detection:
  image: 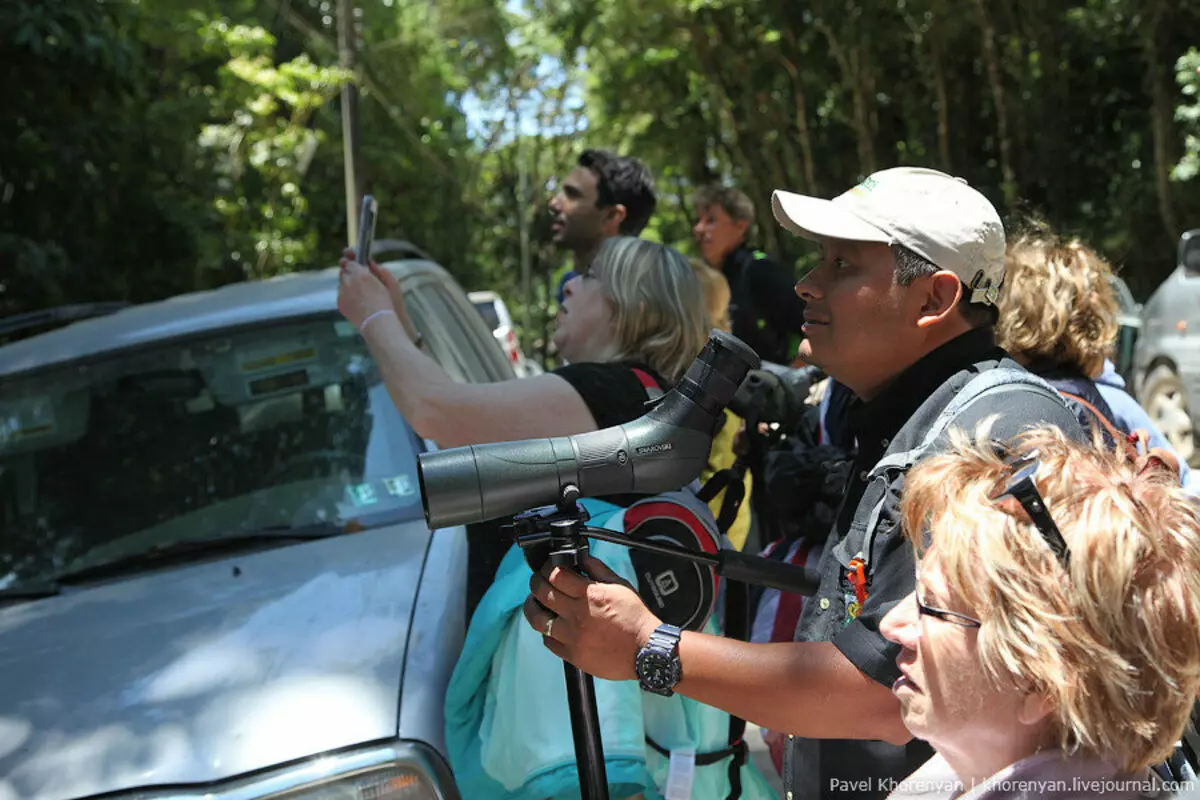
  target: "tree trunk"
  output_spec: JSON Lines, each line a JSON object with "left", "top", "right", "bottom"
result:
{"left": 779, "top": 42, "right": 818, "bottom": 193}
{"left": 901, "top": 2, "right": 951, "bottom": 172}
{"left": 815, "top": 18, "right": 876, "bottom": 178}
{"left": 973, "top": 0, "right": 1016, "bottom": 204}
{"left": 930, "top": 26, "right": 952, "bottom": 172}
{"left": 849, "top": 45, "right": 877, "bottom": 176}
{"left": 1143, "top": 0, "right": 1180, "bottom": 241}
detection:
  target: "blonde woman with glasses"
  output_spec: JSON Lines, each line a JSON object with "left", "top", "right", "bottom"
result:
{"left": 881, "top": 422, "right": 1200, "bottom": 799}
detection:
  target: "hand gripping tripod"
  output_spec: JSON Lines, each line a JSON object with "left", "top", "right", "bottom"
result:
{"left": 510, "top": 484, "right": 819, "bottom": 800}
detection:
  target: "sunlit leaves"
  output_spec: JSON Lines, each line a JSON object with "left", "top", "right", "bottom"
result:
{"left": 1174, "top": 48, "right": 1200, "bottom": 182}
{"left": 194, "top": 17, "right": 352, "bottom": 277}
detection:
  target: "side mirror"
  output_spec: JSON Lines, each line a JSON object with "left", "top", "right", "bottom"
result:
{"left": 1182, "top": 230, "right": 1200, "bottom": 277}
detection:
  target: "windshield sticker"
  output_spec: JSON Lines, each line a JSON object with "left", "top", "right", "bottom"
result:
{"left": 237, "top": 344, "right": 317, "bottom": 374}
{"left": 347, "top": 482, "right": 379, "bottom": 507}
{"left": 383, "top": 475, "right": 416, "bottom": 497}
{"left": 0, "top": 397, "right": 57, "bottom": 449}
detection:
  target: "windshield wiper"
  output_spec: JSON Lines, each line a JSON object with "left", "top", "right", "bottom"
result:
{"left": 53, "top": 522, "right": 348, "bottom": 584}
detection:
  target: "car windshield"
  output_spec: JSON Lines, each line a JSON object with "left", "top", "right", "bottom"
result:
{"left": 0, "top": 314, "right": 426, "bottom": 589}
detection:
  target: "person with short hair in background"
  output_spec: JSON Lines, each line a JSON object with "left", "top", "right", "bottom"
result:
{"left": 692, "top": 183, "right": 806, "bottom": 365}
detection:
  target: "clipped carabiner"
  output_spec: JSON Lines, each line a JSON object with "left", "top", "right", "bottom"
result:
{"left": 847, "top": 557, "right": 868, "bottom": 606}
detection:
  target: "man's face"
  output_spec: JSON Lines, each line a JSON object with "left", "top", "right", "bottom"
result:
{"left": 692, "top": 204, "right": 749, "bottom": 268}
{"left": 549, "top": 167, "right": 612, "bottom": 258}
{"left": 794, "top": 239, "right": 926, "bottom": 399}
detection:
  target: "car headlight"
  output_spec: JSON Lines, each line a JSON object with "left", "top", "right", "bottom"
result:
{"left": 122, "top": 742, "right": 457, "bottom": 800}
{"left": 267, "top": 764, "right": 437, "bottom": 800}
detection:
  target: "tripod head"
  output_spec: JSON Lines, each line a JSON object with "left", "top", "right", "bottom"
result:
{"left": 507, "top": 485, "right": 593, "bottom": 575}
{"left": 509, "top": 484, "right": 819, "bottom": 598}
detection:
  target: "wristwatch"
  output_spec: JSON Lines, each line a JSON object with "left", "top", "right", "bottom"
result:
{"left": 635, "top": 623, "right": 683, "bottom": 696}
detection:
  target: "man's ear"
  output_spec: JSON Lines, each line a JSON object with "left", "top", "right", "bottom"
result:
{"left": 915, "top": 271, "right": 963, "bottom": 329}
{"left": 602, "top": 204, "right": 628, "bottom": 236}
{"left": 733, "top": 218, "right": 751, "bottom": 239}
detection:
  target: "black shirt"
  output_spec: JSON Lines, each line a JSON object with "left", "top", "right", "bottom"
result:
{"left": 555, "top": 360, "right": 666, "bottom": 508}
{"left": 554, "top": 360, "right": 665, "bottom": 431}
{"left": 722, "top": 245, "right": 807, "bottom": 365}
{"left": 784, "top": 327, "right": 1085, "bottom": 800}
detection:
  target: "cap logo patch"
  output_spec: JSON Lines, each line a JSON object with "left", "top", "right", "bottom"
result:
{"left": 967, "top": 268, "right": 1000, "bottom": 305}
{"left": 849, "top": 175, "right": 881, "bottom": 197}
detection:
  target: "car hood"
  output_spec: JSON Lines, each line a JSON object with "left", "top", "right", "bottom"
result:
{"left": 0, "top": 523, "right": 434, "bottom": 800}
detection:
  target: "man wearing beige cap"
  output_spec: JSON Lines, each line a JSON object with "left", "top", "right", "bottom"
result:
{"left": 522, "top": 168, "right": 1085, "bottom": 799}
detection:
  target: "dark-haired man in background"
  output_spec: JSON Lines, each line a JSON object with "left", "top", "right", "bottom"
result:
{"left": 550, "top": 148, "right": 657, "bottom": 278}
{"left": 693, "top": 184, "right": 806, "bottom": 366}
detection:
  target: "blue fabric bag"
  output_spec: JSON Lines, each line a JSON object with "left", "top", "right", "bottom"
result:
{"left": 444, "top": 498, "right": 778, "bottom": 799}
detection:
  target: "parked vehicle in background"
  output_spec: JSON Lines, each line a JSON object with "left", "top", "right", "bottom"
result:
{"left": 0, "top": 243, "right": 510, "bottom": 800}
{"left": 468, "top": 290, "right": 541, "bottom": 376}
{"left": 1109, "top": 274, "right": 1142, "bottom": 387}
{"left": 1133, "top": 228, "right": 1200, "bottom": 466}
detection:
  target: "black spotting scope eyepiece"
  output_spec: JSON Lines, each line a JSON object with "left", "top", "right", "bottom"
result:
{"left": 417, "top": 329, "right": 761, "bottom": 529}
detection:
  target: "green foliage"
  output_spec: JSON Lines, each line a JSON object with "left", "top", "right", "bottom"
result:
{"left": 2, "top": 0, "right": 1200, "bottom": 358}
{"left": 197, "top": 18, "right": 351, "bottom": 277}
{"left": 0, "top": 0, "right": 218, "bottom": 315}
{"left": 1174, "top": 48, "right": 1200, "bottom": 182}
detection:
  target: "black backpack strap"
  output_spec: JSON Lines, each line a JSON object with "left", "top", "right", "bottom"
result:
{"left": 722, "top": 577, "right": 751, "bottom": 798}
{"left": 696, "top": 465, "right": 747, "bottom": 535}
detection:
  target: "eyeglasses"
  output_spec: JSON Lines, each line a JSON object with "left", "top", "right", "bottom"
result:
{"left": 914, "top": 453, "right": 1069, "bottom": 631}
{"left": 915, "top": 589, "right": 982, "bottom": 628}
{"left": 989, "top": 452, "right": 1071, "bottom": 567}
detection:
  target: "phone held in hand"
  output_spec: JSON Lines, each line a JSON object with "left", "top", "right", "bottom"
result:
{"left": 356, "top": 194, "right": 378, "bottom": 265}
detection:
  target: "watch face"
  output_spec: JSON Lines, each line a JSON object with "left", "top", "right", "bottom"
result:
{"left": 636, "top": 649, "right": 682, "bottom": 693}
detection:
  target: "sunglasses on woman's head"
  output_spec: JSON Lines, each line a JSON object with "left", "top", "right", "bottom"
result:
{"left": 989, "top": 451, "right": 1071, "bottom": 567}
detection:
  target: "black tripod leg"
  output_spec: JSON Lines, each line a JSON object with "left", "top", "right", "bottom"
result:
{"left": 564, "top": 662, "right": 609, "bottom": 799}
{"left": 548, "top": 542, "right": 610, "bottom": 800}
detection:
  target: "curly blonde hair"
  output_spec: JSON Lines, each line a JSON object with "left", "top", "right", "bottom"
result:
{"left": 902, "top": 422, "right": 1200, "bottom": 773}
{"left": 994, "top": 225, "right": 1120, "bottom": 378}
{"left": 588, "top": 236, "right": 709, "bottom": 383}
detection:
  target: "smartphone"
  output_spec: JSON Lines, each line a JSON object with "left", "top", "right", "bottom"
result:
{"left": 356, "top": 194, "right": 378, "bottom": 264}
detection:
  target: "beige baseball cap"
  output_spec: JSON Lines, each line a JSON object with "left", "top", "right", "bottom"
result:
{"left": 771, "top": 167, "right": 1006, "bottom": 305}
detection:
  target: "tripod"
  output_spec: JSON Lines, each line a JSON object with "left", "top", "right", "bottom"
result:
{"left": 510, "top": 484, "right": 819, "bottom": 800}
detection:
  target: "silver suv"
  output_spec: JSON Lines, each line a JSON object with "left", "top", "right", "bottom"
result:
{"left": 1133, "top": 229, "right": 1200, "bottom": 466}
{"left": 0, "top": 251, "right": 512, "bottom": 799}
